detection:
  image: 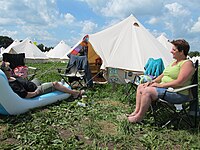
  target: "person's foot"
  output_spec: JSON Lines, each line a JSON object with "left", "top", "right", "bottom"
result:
{"left": 126, "top": 112, "right": 137, "bottom": 117}
{"left": 127, "top": 115, "right": 142, "bottom": 123}
{"left": 73, "top": 90, "right": 85, "bottom": 99}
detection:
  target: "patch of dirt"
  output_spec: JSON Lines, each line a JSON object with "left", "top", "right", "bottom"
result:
{"left": 0, "top": 125, "right": 7, "bottom": 140}
{"left": 74, "top": 132, "right": 93, "bottom": 146}
{"left": 97, "top": 100, "right": 125, "bottom": 107}
{"left": 0, "top": 125, "right": 7, "bottom": 132}
{"left": 98, "top": 142, "right": 116, "bottom": 150}
{"left": 57, "top": 126, "right": 94, "bottom": 146}
{"left": 58, "top": 128, "right": 73, "bottom": 139}
{"left": 1, "top": 138, "right": 19, "bottom": 145}
{"left": 80, "top": 117, "right": 91, "bottom": 125}
{"left": 98, "top": 120, "right": 118, "bottom": 136}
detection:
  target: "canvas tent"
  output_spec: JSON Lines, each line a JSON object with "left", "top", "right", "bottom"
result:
{"left": 157, "top": 34, "right": 173, "bottom": 51}
{"left": 69, "top": 14, "right": 172, "bottom": 73}
{"left": 67, "top": 14, "right": 173, "bottom": 83}
{"left": 47, "top": 40, "right": 70, "bottom": 60}
{"left": 3, "top": 38, "right": 48, "bottom": 62}
{"left": 3, "top": 40, "right": 21, "bottom": 54}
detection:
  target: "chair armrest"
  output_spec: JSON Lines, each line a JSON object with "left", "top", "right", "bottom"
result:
{"left": 166, "top": 84, "right": 198, "bottom": 93}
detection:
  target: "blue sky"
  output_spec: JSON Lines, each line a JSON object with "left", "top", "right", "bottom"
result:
{"left": 0, "top": 0, "right": 200, "bottom": 51}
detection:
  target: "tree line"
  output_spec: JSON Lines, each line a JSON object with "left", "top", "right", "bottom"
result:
{"left": 0, "top": 36, "right": 53, "bottom": 52}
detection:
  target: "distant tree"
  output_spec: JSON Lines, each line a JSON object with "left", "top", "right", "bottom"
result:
{"left": 37, "top": 43, "right": 53, "bottom": 52}
{"left": 37, "top": 44, "right": 45, "bottom": 52}
{"left": 188, "top": 51, "right": 200, "bottom": 57}
{"left": 0, "top": 36, "right": 13, "bottom": 48}
{"left": 45, "top": 46, "right": 53, "bottom": 52}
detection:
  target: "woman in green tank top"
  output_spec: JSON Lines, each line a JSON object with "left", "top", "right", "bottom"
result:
{"left": 127, "top": 39, "right": 195, "bottom": 123}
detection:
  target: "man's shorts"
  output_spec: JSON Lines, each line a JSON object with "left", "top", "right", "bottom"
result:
{"left": 37, "top": 82, "right": 55, "bottom": 95}
{"left": 156, "top": 87, "right": 190, "bottom": 104}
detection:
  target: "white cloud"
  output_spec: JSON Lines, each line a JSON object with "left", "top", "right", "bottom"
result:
{"left": 81, "top": 20, "right": 98, "bottom": 33}
{"left": 161, "top": 2, "right": 194, "bottom": 39}
{"left": 82, "top": 0, "right": 163, "bottom": 18}
{"left": 148, "top": 17, "right": 159, "bottom": 25}
{"left": 165, "top": 2, "right": 190, "bottom": 17}
{"left": 79, "top": 0, "right": 107, "bottom": 12}
{"left": 0, "top": 0, "right": 199, "bottom": 51}
{"left": 64, "top": 13, "right": 75, "bottom": 24}
{"left": 0, "top": 29, "right": 18, "bottom": 37}
{"left": 20, "top": 25, "right": 57, "bottom": 46}
{"left": 0, "top": 18, "right": 13, "bottom": 25}
{"left": 0, "top": 0, "right": 59, "bottom": 27}
{"left": 190, "top": 17, "right": 200, "bottom": 33}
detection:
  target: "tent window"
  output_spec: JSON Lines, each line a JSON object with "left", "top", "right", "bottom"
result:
{"left": 133, "top": 22, "right": 139, "bottom": 27}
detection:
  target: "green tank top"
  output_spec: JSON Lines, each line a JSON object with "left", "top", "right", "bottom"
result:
{"left": 161, "top": 60, "right": 192, "bottom": 95}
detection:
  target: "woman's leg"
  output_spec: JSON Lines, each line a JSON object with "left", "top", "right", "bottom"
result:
{"left": 128, "top": 87, "right": 158, "bottom": 122}
{"left": 128, "top": 84, "right": 145, "bottom": 116}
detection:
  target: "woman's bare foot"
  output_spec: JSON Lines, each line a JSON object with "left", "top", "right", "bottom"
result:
{"left": 126, "top": 112, "right": 138, "bottom": 117}
{"left": 127, "top": 115, "right": 142, "bottom": 123}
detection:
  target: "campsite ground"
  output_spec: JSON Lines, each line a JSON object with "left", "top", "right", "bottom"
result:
{"left": 0, "top": 62, "right": 200, "bottom": 149}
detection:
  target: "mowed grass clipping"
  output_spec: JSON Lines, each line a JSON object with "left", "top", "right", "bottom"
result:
{"left": 0, "top": 62, "right": 200, "bottom": 149}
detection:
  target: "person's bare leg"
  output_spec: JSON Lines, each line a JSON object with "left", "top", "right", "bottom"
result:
{"left": 52, "top": 82, "right": 81, "bottom": 97}
{"left": 128, "top": 87, "right": 157, "bottom": 122}
{"left": 128, "top": 93, "right": 151, "bottom": 122}
{"left": 128, "top": 84, "right": 145, "bottom": 116}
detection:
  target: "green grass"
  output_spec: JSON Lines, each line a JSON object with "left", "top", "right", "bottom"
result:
{"left": 0, "top": 62, "right": 200, "bottom": 149}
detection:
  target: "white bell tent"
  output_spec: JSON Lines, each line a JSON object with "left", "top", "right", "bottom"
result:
{"left": 157, "top": 34, "right": 173, "bottom": 51}
{"left": 3, "top": 40, "right": 21, "bottom": 54}
{"left": 3, "top": 38, "right": 48, "bottom": 62}
{"left": 47, "top": 40, "right": 70, "bottom": 60}
{"left": 68, "top": 14, "right": 172, "bottom": 73}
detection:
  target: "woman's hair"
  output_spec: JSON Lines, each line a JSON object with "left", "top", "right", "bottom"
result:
{"left": 171, "top": 39, "right": 190, "bottom": 56}
{"left": 0, "top": 61, "right": 10, "bottom": 72}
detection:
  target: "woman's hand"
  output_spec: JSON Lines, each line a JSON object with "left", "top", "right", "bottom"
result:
{"left": 142, "top": 81, "right": 164, "bottom": 88}
{"left": 150, "top": 82, "right": 163, "bottom": 88}
{"left": 142, "top": 81, "right": 155, "bottom": 88}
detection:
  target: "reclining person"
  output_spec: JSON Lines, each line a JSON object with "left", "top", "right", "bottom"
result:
{"left": 1, "top": 61, "right": 84, "bottom": 99}
{"left": 127, "top": 39, "right": 195, "bottom": 123}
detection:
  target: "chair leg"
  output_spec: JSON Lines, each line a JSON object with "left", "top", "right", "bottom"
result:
{"left": 124, "top": 83, "right": 137, "bottom": 104}
{"left": 59, "top": 75, "right": 70, "bottom": 86}
{"left": 150, "top": 101, "right": 158, "bottom": 126}
{"left": 152, "top": 100, "right": 196, "bottom": 128}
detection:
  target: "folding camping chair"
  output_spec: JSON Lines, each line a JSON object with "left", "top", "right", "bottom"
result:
{"left": 2, "top": 53, "right": 37, "bottom": 81}
{"left": 124, "top": 58, "right": 165, "bottom": 104}
{"left": 151, "top": 60, "right": 199, "bottom": 128}
{"left": 57, "top": 54, "right": 93, "bottom": 89}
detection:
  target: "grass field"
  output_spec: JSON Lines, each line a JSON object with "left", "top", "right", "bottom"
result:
{"left": 0, "top": 62, "right": 200, "bottom": 149}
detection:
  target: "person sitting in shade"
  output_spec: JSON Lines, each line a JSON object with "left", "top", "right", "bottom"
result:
{"left": 0, "top": 61, "right": 85, "bottom": 99}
